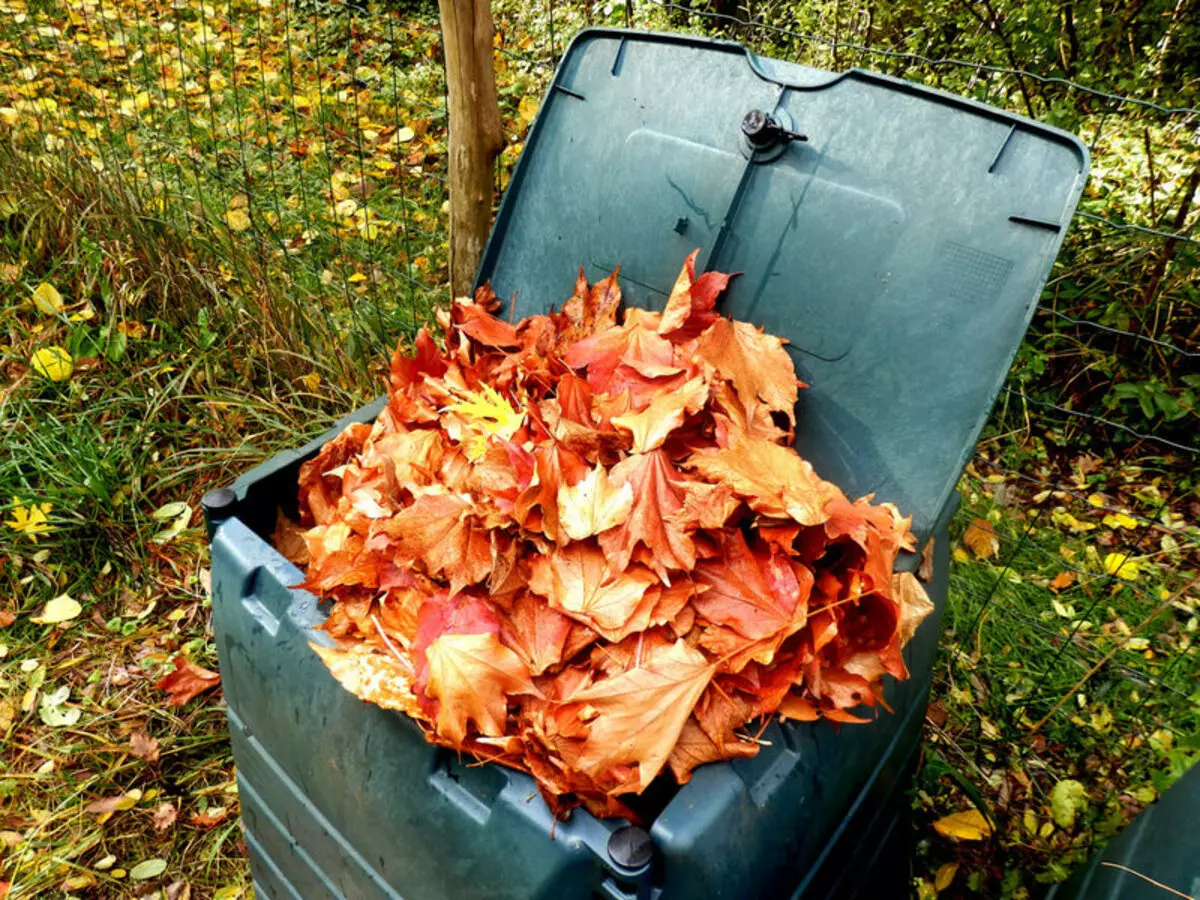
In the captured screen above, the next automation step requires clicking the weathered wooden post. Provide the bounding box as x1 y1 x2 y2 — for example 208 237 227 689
438 0 505 299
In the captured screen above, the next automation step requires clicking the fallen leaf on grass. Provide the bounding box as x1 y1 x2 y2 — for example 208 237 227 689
1049 571 1075 591
152 802 178 832
962 518 999 559
39 685 81 727
934 862 958 891
189 807 229 828
1103 553 1141 581
85 790 141 823
1050 778 1086 829
130 858 168 880
32 282 64 315
933 808 992 841
30 594 81 625
130 731 161 762
0 611 14 628
30 346 73 382
155 656 220 706
150 501 194 544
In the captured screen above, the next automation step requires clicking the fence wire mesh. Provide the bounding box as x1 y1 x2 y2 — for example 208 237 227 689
1 0 1197 887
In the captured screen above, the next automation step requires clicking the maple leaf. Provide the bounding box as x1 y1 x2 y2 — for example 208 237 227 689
667 715 756 784
599 450 696 578
658 249 732 340
452 298 520 348
443 384 524 449
528 541 658 641
563 638 716 791
129 731 161 763
893 571 935 645
962 517 1000 559
685 436 844 526
424 631 536 744
692 530 813 640
694 317 799 426
611 375 709 453
562 266 623 337
557 464 633 541
372 492 492 594
500 592 575 676
514 443 590 542
312 643 425 719
155 656 220 707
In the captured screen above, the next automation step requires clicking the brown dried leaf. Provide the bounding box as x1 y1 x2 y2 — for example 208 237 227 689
129 731 160 763
963 517 1000 559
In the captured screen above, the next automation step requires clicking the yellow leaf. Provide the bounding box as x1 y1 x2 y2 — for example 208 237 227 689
557 465 634 541
518 95 539 124
934 862 958 892
5 499 53 542
32 282 64 315
1086 493 1105 508
299 372 321 392
393 126 415 143
1052 510 1097 533
0 107 17 126
31 594 82 625
1102 512 1138 530
30 346 73 381
1103 553 1140 581
933 808 992 841
117 320 147 339
225 208 251 232
444 385 524 439
962 517 999 559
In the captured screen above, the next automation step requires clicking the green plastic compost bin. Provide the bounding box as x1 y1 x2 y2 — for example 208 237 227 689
206 28 1088 900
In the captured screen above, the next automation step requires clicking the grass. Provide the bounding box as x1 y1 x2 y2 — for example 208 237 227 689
0 0 1197 897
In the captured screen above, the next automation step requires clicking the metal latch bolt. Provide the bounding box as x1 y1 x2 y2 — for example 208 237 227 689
741 109 808 151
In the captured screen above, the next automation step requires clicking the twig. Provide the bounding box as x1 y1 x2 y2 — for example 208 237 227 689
1100 862 1196 899
370 612 415 676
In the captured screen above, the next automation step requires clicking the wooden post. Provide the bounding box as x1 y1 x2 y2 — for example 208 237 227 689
438 0 505 299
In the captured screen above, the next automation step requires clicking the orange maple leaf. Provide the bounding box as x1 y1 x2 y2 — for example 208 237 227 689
599 450 697 578
528 541 659 641
562 638 716 791
155 656 220 707
685 436 844 526
694 317 799 426
424 632 536 744
373 492 492 594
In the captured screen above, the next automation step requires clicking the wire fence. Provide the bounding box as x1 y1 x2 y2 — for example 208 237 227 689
2 0 1197 874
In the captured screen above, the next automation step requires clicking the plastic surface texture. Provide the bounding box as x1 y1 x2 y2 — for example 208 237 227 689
210 27 1089 900
1047 762 1200 900
479 29 1088 542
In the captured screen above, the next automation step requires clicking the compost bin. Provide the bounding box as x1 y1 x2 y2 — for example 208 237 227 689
205 28 1088 899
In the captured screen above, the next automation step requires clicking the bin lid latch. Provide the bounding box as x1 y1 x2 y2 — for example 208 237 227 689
741 108 807 160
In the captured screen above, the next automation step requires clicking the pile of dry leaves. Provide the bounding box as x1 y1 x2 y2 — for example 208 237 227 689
275 251 933 820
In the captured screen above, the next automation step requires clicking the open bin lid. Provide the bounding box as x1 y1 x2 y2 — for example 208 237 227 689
477 29 1088 542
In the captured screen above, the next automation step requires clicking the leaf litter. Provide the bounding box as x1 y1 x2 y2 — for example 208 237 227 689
276 250 935 820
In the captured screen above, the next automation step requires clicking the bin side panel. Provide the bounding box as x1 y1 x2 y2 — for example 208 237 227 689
211 519 600 900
